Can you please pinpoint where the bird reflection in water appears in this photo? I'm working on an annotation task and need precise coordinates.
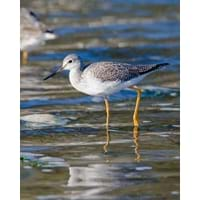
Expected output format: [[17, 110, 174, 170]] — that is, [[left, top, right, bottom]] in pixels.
[[103, 125, 141, 161], [132, 126, 141, 162], [103, 125, 110, 153]]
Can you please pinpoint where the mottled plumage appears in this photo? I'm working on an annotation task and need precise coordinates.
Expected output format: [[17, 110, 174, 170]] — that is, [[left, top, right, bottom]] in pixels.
[[82, 62, 169, 82]]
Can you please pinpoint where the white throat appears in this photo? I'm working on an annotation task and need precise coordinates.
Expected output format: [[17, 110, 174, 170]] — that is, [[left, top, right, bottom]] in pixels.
[[69, 67, 83, 92]]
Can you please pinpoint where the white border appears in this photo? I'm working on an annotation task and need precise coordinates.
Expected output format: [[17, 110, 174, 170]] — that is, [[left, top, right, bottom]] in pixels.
[[0, 0, 20, 199], [181, 0, 200, 199]]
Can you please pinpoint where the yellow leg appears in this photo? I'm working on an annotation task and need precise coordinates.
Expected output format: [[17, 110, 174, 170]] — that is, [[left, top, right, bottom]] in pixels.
[[104, 98, 110, 127], [129, 86, 142, 127], [133, 126, 141, 161], [22, 51, 28, 65], [103, 98, 111, 153]]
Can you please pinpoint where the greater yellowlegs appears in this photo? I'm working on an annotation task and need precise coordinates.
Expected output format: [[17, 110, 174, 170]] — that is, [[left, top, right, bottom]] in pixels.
[[44, 54, 169, 127], [20, 8, 56, 64]]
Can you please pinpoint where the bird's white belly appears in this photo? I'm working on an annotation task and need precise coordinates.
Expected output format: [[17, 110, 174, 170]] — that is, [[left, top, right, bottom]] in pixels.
[[70, 77, 116, 96], [70, 75, 145, 97]]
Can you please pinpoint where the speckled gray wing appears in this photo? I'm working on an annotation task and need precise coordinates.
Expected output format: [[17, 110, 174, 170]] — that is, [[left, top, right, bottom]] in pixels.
[[82, 62, 135, 82], [82, 62, 169, 82]]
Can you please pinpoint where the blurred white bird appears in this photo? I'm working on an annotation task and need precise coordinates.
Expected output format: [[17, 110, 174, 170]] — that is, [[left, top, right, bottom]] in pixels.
[[20, 7, 57, 64]]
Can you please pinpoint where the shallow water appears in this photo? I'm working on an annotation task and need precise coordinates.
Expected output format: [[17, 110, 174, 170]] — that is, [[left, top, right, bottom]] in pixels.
[[21, 0, 180, 199]]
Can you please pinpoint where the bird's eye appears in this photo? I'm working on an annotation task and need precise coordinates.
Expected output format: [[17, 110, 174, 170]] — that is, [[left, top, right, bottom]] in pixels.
[[68, 60, 72, 63]]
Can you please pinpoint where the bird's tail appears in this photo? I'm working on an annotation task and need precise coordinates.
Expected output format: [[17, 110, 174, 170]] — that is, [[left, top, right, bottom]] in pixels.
[[138, 62, 169, 75], [44, 29, 57, 40]]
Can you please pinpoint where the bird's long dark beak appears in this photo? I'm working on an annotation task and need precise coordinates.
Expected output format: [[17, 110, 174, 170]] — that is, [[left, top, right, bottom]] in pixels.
[[43, 65, 62, 80]]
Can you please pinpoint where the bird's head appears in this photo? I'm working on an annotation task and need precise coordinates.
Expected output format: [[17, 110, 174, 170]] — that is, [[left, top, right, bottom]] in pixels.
[[43, 54, 81, 80]]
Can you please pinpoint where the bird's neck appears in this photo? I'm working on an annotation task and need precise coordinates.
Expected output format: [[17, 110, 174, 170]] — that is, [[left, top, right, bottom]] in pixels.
[[69, 67, 82, 89]]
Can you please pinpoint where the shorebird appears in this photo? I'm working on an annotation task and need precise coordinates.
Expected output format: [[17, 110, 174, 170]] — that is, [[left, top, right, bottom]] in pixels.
[[44, 54, 169, 127], [20, 7, 56, 64]]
